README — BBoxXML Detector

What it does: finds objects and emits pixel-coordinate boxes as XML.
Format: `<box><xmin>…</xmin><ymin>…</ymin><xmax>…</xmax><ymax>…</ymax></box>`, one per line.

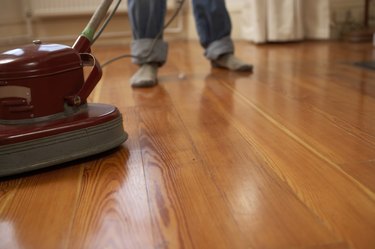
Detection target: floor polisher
<box><xmin>0</xmin><ymin>0</ymin><xmax>127</xmax><ymax>177</ymax></box>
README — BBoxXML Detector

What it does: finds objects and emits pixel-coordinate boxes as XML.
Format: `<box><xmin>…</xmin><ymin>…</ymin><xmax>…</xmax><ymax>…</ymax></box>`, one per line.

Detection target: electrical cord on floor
<box><xmin>96</xmin><ymin>0</ymin><xmax>186</xmax><ymax>68</ymax></box>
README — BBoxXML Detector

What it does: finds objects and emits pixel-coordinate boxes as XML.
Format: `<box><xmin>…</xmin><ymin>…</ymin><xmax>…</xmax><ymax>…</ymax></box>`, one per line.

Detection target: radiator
<box><xmin>30</xmin><ymin>0</ymin><xmax>176</xmax><ymax>17</ymax></box>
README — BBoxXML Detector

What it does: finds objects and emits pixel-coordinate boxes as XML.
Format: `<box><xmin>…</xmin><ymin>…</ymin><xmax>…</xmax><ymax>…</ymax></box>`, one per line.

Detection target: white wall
<box><xmin>0</xmin><ymin>0</ymin><xmax>23</xmax><ymax>23</ymax></box>
<box><xmin>0</xmin><ymin>0</ymin><xmax>30</xmax><ymax>45</ymax></box>
<box><xmin>0</xmin><ymin>0</ymin><xmax>374</xmax><ymax>46</ymax></box>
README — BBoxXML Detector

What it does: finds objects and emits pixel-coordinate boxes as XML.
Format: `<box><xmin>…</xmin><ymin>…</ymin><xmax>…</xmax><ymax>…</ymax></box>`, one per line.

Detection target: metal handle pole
<box><xmin>82</xmin><ymin>0</ymin><xmax>114</xmax><ymax>42</ymax></box>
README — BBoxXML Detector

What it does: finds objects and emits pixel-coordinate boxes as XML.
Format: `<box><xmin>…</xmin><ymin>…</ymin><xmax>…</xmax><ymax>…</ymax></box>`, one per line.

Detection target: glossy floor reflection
<box><xmin>0</xmin><ymin>41</ymin><xmax>374</xmax><ymax>249</ymax></box>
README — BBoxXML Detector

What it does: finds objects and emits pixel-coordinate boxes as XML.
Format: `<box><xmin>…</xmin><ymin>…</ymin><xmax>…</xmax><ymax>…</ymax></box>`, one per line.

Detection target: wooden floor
<box><xmin>1</xmin><ymin>40</ymin><xmax>375</xmax><ymax>249</ymax></box>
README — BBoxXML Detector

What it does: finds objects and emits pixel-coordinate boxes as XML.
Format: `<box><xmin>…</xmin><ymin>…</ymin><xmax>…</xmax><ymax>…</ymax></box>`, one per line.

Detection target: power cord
<box><xmin>94</xmin><ymin>0</ymin><xmax>186</xmax><ymax>68</ymax></box>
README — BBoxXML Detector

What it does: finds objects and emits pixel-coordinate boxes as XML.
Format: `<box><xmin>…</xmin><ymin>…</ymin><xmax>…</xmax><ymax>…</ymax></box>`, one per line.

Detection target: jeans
<box><xmin>127</xmin><ymin>0</ymin><xmax>234</xmax><ymax>65</ymax></box>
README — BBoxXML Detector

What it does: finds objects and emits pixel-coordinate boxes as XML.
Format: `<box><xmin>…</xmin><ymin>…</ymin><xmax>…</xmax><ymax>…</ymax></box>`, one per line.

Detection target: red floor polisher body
<box><xmin>0</xmin><ymin>0</ymin><xmax>127</xmax><ymax>177</ymax></box>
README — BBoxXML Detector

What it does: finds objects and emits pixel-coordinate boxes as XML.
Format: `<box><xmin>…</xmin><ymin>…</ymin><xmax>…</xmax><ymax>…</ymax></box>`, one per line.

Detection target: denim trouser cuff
<box><xmin>205</xmin><ymin>36</ymin><xmax>234</xmax><ymax>60</ymax></box>
<box><xmin>131</xmin><ymin>39</ymin><xmax>168</xmax><ymax>65</ymax></box>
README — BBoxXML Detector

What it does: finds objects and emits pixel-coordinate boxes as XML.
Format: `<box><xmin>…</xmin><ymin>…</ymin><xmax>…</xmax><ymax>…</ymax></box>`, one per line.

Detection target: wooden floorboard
<box><xmin>1</xmin><ymin>40</ymin><xmax>375</xmax><ymax>249</ymax></box>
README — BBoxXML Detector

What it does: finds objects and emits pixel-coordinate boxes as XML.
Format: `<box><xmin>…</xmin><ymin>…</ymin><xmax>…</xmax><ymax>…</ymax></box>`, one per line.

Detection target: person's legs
<box><xmin>128</xmin><ymin>0</ymin><xmax>167</xmax><ymax>87</ymax></box>
<box><xmin>191</xmin><ymin>0</ymin><xmax>252</xmax><ymax>71</ymax></box>
<box><xmin>191</xmin><ymin>0</ymin><xmax>232</xmax><ymax>55</ymax></box>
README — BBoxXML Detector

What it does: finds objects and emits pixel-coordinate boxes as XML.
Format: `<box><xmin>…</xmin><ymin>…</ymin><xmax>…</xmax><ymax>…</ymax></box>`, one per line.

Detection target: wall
<box><xmin>330</xmin><ymin>0</ymin><xmax>375</xmax><ymax>38</ymax></box>
<box><xmin>0</xmin><ymin>0</ymin><xmax>374</xmax><ymax>47</ymax></box>
<box><xmin>0</xmin><ymin>0</ymin><xmax>185</xmax><ymax>47</ymax></box>
<box><xmin>0</xmin><ymin>0</ymin><xmax>28</xmax><ymax>44</ymax></box>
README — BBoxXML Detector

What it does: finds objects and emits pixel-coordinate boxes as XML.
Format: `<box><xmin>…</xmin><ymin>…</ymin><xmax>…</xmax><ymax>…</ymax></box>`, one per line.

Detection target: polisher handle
<box><xmin>73</xmin><ymin>0</ymin><xmax>118</xmax><ymax>53</ymax></box>
<box><xmin>65</xmin><ymin>53</ymin><xmax>102</xmax><ymax>106</ymax></box>
<box><xmin>82</xmin><ymin>0</ymin><xmax>114</xmax><ymax>42</ymax></box>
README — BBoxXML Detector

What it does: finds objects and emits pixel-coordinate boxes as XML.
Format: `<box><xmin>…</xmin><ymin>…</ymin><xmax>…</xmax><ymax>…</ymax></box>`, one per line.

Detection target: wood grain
<box><xmin>1</xmin><ymin>41</ymin><xmax>374</xmax><ymax>249</ymax></box>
